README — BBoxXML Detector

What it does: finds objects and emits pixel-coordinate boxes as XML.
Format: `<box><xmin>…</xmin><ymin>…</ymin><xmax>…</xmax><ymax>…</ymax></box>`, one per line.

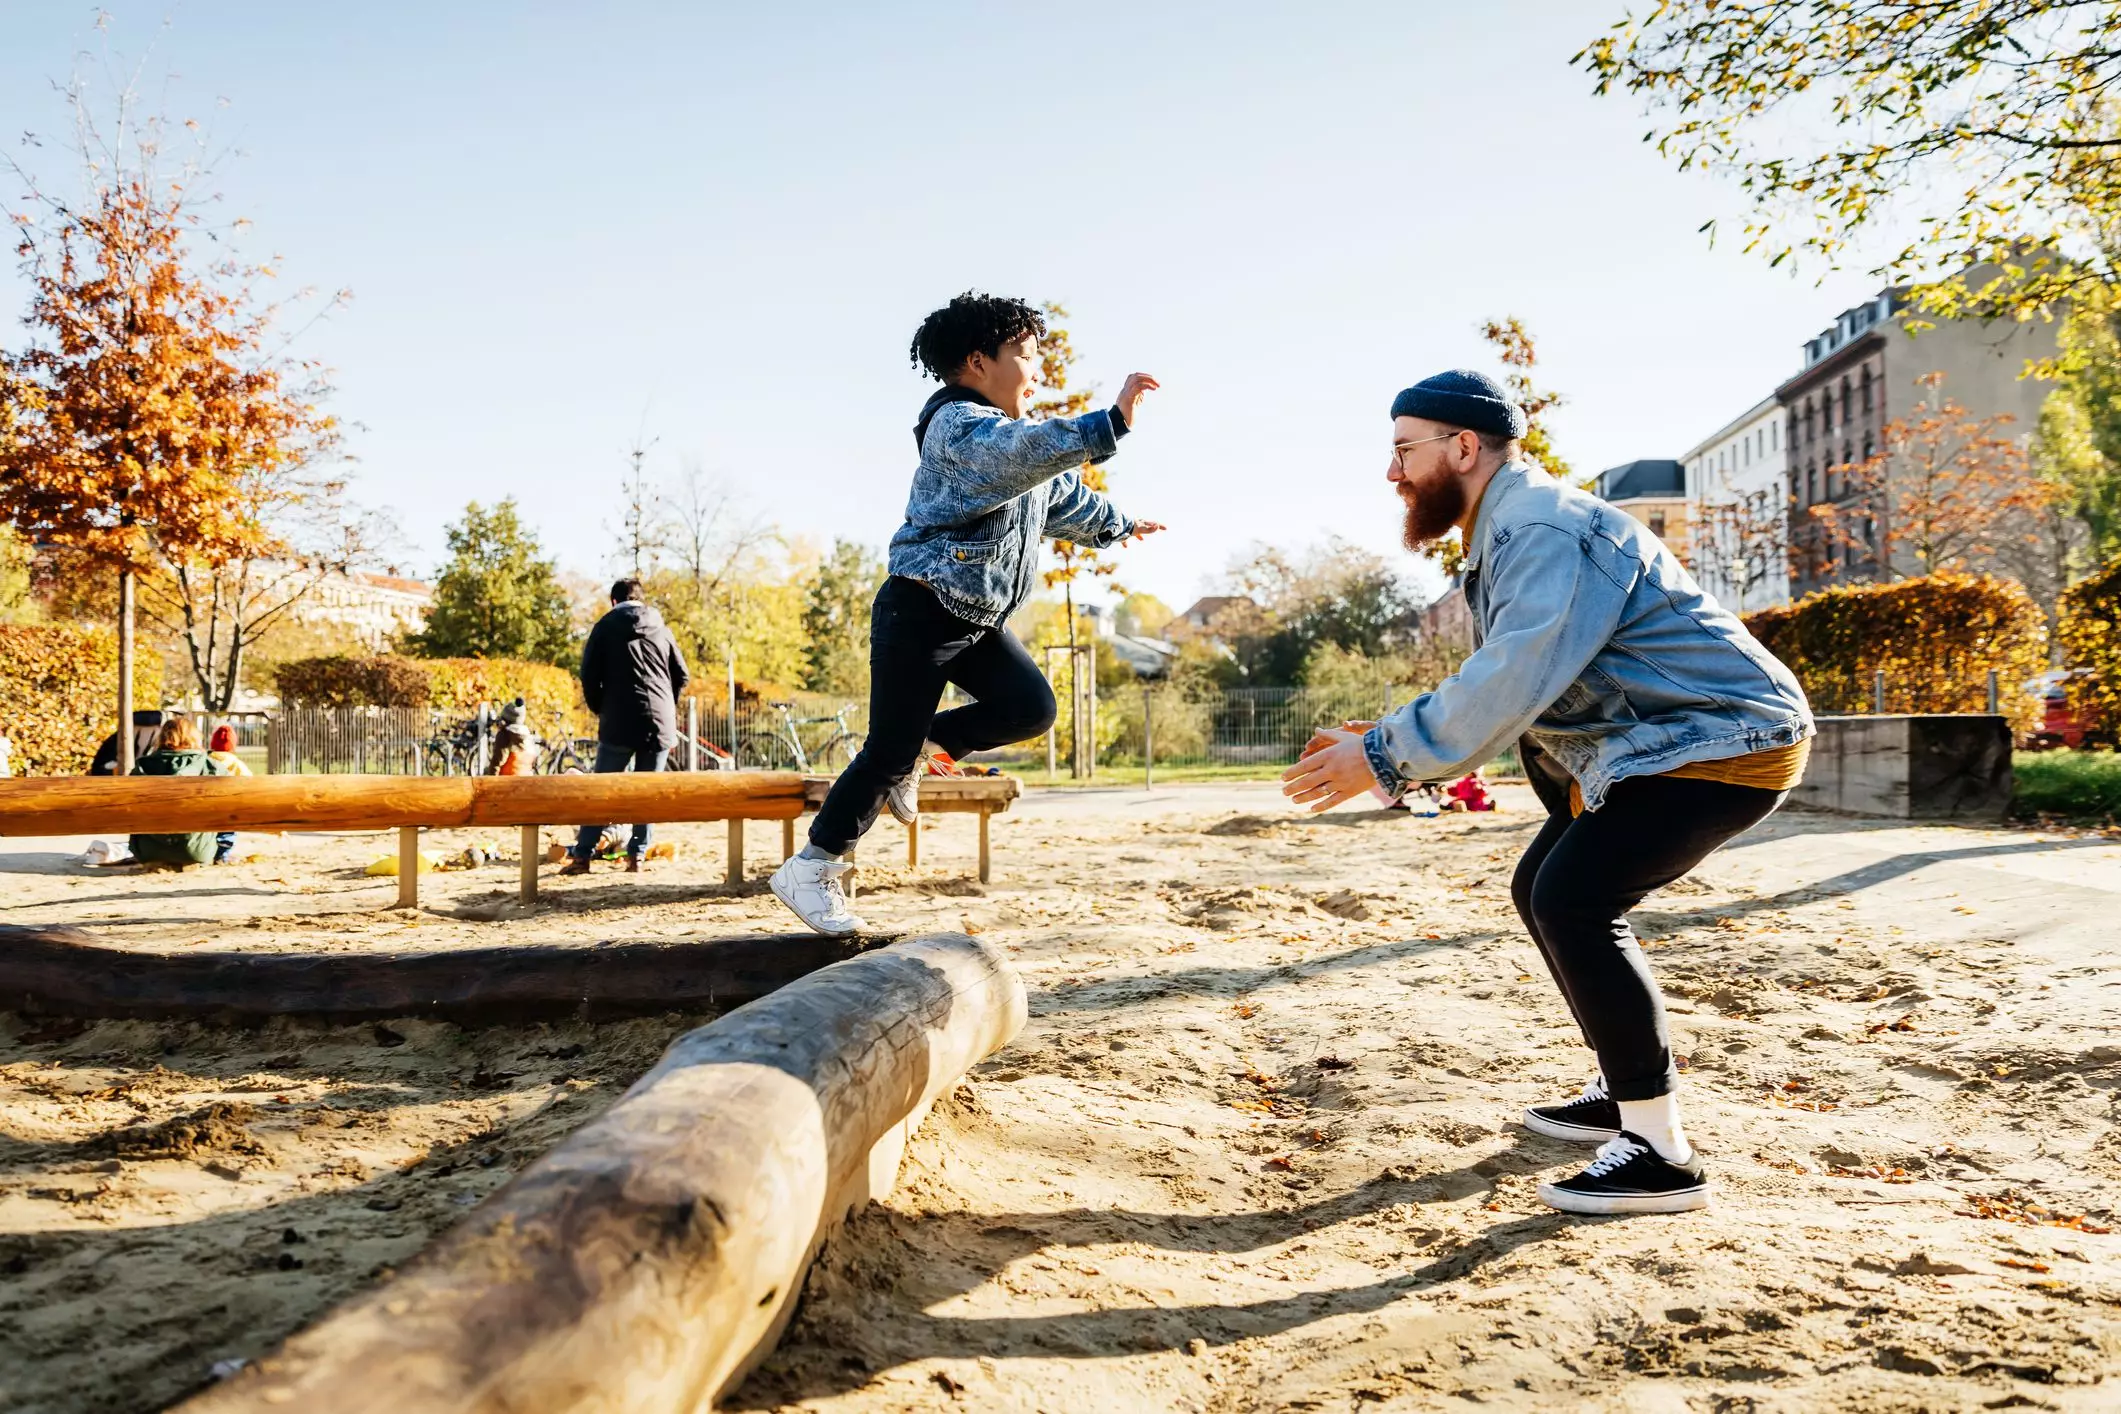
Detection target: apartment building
<box><xmin>1682</xmin><ymin>396</ymin><xmax>1789</xmax><ymax>611</ymax></box>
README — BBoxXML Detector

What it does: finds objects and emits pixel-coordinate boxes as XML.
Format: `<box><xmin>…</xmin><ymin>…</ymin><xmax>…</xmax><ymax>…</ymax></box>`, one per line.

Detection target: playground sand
<box><xmin>4</xmin><ymin>786</ymin><xmax>2119</xmax><ymax>1411</ymax></box>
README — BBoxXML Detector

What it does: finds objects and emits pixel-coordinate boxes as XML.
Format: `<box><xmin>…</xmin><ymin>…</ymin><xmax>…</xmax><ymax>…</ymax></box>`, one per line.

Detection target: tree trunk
<box><xmin>117</xmin><ymin>566</ymin><xmax>135</xmax><ymax>776</ymax></box>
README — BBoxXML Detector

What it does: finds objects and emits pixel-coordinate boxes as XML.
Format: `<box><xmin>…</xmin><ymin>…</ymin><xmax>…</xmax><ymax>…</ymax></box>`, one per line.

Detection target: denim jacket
<box><xmin>888</xmin><ymin>397</ymin><xmax>1137</xmax><ymax>627</ymax></box>
<box><xmin>1363</xmin><ymin>462</ymin><xmax>1813</xmax><ymax>811</ymax></box>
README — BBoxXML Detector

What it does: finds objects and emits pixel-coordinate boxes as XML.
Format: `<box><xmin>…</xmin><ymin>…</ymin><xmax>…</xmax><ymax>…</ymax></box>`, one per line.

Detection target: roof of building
<box><xmin>1595</xmin><ymin>459</ymin><xmax>1685</xmax><ymax>502</ymax></box>
<box><xmin>1679</xmin><ymin>396</ymin><xmax>1783</xmax><ymax>465</ymax></box>
<box><xmin>354</xmin><ymin>572</ymin><xmax>435</xmax><ymax>598</ymax></box>
<box><xmin>1175</xmin><ymin>595</ymin><xmax>1257</xmax><ymax>624</ymax></box>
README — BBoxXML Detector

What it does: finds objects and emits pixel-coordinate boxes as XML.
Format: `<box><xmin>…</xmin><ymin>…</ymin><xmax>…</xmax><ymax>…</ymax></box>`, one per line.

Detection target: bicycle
<box><xmin>738</xmin><ymin>700</ymin><xmax>860</xmax><ymax>773</ymax></box>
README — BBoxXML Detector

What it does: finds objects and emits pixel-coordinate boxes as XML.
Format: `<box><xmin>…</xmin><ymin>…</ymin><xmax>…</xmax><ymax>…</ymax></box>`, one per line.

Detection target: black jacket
<box><xmin>579</xmin><ymin>601</ymin><xmax>690</xmax><ymax>750</ymax></box>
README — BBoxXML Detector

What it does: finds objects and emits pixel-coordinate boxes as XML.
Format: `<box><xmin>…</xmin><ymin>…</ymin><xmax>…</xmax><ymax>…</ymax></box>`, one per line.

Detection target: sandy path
<box><xmin>732</xmin><ymin>785</ymin><xmax>2121</xmax><ymax>1413</ymax></box>
<box><xmin>4</xmin><ymin>784</ymin><xmax>2119</xmax><ymax>1412</ymax></box>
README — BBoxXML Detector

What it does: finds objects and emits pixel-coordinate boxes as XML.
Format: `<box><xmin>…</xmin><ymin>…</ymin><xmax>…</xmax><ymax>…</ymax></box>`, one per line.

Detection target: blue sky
<box><xmin>0</xmin><ymin>1</ymin><xmax>1887</xmax><ymax>610</ymax></box>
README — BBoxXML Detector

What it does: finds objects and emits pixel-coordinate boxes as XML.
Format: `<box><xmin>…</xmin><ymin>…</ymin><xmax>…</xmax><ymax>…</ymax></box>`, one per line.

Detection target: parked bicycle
<box><xmin>739</xmin><ymin>700</ymin><xmax>860</xmax><ymax>773</ymax></box>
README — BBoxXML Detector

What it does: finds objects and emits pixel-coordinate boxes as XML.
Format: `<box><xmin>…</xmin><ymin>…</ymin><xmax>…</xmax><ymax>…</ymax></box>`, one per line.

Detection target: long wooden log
<box><xmin>469</xmin><ymin>772</ymin><xmax>808</xmax><ymax>827</ymax></box>
<box><xmin>0</xmin><ymin>924</ymin><xmax>872</xmax><ymax>1024</ymax></box>
<box><xmin>0</xmin><ymin>771</ymin><xmax>809</xmax><ymax>838</ymax></box>
<box><xmin>183</xmin><ymin>933</ymin><xmax>1026</xmax><ymax>1414</ymax></box>
<box><xmin>0</xmin><ymin>775</ymin><xmax>477</xmax><ymax>837</ymax></box>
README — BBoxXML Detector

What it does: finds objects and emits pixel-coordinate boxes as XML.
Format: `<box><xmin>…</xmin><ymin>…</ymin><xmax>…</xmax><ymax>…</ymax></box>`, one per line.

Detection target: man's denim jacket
<box><xmin>889</xmin><ymin>400</ymin><xmax>1136</xmax><ymax>627</ymax></box>
<box><xmin>1364</xmin><ymin>462</ymin><xmax>1813</xmax><ymax>811</ymax></box>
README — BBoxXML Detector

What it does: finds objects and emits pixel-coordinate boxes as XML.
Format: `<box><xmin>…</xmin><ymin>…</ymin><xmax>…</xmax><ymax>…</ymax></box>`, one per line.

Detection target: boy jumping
<box><xmin>770</xmin><ymin>292</ymin><xmax>1163</xmax><ymax>935</ymax></box>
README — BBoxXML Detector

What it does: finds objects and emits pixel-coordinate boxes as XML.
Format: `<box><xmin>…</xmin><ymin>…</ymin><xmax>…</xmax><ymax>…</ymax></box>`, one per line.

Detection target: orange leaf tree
<box><xmin>0</xmin><ymin>82</ymin><xmax>337</xmax><ymax>756</ymax></box>
<box><xmin>1808</xmin><ymin>374</ymin><xmax>2055</xmax><ymax>585</ymax></box>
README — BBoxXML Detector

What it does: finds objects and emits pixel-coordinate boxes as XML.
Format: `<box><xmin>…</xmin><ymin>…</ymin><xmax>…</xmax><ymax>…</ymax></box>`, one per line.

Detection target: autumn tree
<box><xmin>1422</xmin><ymin>316</ymin><xmax>1572</xmax><ymax>577</ymax></box>
<box><xmin>800</xmin><ymin>538</ymin><xmax>883</xmax><ymax>696</ymax></box>
<box><xmin>0</xmin><ymin>75</ymin><xmax>339</xmax><ymax>768</ymax></box>
<box><xmin>640</xmin><ymin>461</ymin><xmax>794</xmax><ymax>690</ymax></box>
<box><xmin>1810</xmin><ymin>375</ymin><xmax>2056</xmax><ymax>584</ymax></box>
<box><xmin>1575</xmin><ymin>1</ymin><xmax>2114</xmax><ymax>319</ymax></box>
<box><xmin>2035</xmin><ymin>295</ymin><xmax>2121</xmax><ymax>567</ymax></box>
<box><xmin>408</xmin><ymin>500</ymin><xmax>575</xmax><ymax>664</ymax></box>
<box><xmin>1692</xmin><ymin>485</ymin><xmax>1790</xmax><ymax>615</ymax></box>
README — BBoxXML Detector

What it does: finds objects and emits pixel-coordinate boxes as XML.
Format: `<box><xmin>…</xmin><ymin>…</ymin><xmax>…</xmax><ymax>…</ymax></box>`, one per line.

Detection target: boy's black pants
<box><xmin>809</xmin><ymin>577</ymin><xmax>1056</xmax><ymax>856</ymax></box>
<box><xmin>1511</xmin><ymin>738</ymin><xmax>1784</xmax><ymax>1101</ymax></box>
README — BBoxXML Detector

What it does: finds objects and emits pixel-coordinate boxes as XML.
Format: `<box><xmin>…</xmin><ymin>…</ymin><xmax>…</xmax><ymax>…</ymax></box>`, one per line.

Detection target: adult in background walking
<box><xmin>561</xmin><ymin>578</ymin><xmax>690</xmax><ymax>876</ymax></box>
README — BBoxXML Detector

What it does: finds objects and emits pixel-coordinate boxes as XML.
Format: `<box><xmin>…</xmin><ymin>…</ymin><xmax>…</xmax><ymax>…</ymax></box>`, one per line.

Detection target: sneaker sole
<box><xmin>1536</xmin><ymin>1181</ymin><xmax>1710</xmax><ymax>1215</ymax></box>
<box><xmin>1522</xmin><ymin>1109</ymin><xmax>1623</xmax><ymax>1144</ymax></box>
<box><xmin>769</xmin><ymin>872</ymin><xmax>865</xmax><ymax>938</ymax></box>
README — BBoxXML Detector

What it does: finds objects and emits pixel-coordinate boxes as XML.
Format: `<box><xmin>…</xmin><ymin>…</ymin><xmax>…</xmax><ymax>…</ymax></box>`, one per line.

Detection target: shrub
<box><xmin>274</xmin><ymin>654</ymin><xmax>588</xmax><ymax>735</ymax></box>
<box><xmin>2057</xmin><ymin>552</ymin><xmax>2121</xmax><ymax>744</ymax></box>
<box><xmin>1742</xmin><ymin>573</ymin><xmax>2047</xmax><ymax>735</ymax></box>
<box><xmin>0</xmin><ymin>625</ymin><xmax>164</xmax><ymax>776</ymax></box>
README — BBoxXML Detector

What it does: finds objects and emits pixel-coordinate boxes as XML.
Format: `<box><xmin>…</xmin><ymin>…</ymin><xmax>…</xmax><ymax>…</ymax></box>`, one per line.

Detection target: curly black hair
<box><xmin>908</xmin><ymin>291</ymin><xmax>1047</xmax><ymax>382</ymax></box>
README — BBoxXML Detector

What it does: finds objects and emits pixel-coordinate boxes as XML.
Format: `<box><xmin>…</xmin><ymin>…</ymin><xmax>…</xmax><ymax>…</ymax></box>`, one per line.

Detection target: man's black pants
<box><xmin>809</xmin><ymin>577</ymin><xmax>1057</xmax><ymax>856</ymax></box>
<box><xmin>1511</xmin><ymin>740</ymin><xmax>1784</xmax><ymax>1101</ymax></box>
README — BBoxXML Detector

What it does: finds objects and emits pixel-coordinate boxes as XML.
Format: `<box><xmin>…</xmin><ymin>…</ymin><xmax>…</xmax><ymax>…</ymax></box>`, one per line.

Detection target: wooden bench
<box><xmin>778</xmin><ymin>773</ymin><xmax>1022</xmax><ymax>885</ymax></box>
<box><xmin>0</xmin><ymin>773</ymin><xmax>808</xmax><ymax>908</ymax></box>
<box><xmin>0</xmin><ymin>770</ymin><xmax>1025</xmax><ymax>906</ymax></box>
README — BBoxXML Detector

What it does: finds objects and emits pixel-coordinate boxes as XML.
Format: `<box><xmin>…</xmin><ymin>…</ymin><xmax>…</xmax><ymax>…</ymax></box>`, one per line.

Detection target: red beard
<box><xmin>1400</xmin><ymin>463</ymin><xmax>1468</xmax><ymax>549</ymax></box>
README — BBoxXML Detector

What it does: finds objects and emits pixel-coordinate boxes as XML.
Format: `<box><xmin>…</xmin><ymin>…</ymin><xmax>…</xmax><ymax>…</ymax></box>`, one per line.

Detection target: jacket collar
<box><xmin>914</xmin><ymin>385</ymin><xmax>999</xmax><ymax>450</ymax></box>
<box><xmin>1464</xmin><ymin>461</ymin><xmax>1535</xmax><ymax>576</ymax></box>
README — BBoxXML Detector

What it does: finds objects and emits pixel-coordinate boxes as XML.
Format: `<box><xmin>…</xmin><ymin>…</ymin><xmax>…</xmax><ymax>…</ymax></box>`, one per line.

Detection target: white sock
<box><xmin>1616</xmin><ymin>1094</ymin><xmax>1692</xmax><ymax>1164</ymax></box>
<box><xmin>798</xmin><ymin>844</ymin><xmax>843</xmax><ymax>864</ymax></box>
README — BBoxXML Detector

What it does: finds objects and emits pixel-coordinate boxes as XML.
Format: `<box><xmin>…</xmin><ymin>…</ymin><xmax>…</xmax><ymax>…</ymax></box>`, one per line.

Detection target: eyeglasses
<box><xmin>1391</xmin><ymin>432</ymin><xmax>1458</xmax><ymax>467</ymax></box>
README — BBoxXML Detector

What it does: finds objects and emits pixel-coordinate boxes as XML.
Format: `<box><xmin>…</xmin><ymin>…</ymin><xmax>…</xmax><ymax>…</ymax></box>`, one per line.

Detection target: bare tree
<box><xmin>1693</xmin><ymin>477</ymin><xmax>1789</xmax><ymax>613</ymax></box>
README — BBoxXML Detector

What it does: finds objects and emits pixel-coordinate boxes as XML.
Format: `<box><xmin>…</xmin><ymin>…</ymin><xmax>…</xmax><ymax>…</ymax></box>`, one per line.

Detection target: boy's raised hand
<box><xmin>1116</xmin><ymin>372</ymin><xmax>1160</xmax><ymax>428</ymax></box>
<box><xmin>1128</xmin><ymin>520</ymin><xmax>1166</xmax><ymax>542</ymax></box>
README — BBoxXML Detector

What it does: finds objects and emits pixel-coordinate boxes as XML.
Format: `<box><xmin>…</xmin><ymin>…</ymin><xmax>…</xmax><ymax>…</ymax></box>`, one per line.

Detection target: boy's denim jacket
<box><xmin>1364</xmin><ymin>462</ymin><xmax>1813</xmax><ymax>811</ymax></box>
<box><xmin>888</xmin><ymin>395</ymin><xmax>1136</xmax><ymax>627</ymax></box>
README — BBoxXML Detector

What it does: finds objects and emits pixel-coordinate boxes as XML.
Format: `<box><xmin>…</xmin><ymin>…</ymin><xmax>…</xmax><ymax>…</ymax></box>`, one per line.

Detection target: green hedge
<box><xmin>0</xmin><ymin>625</ymin><xmax>164</xmax><ymax>776</ymax></box>
<box><xmin>2057</xmin><ymin>552</ymin><xmax>2121</xmax><ymax>745</ymax></box>
<box><xmin>1742</xmin><ymin>573</ymin><xmax>2047</xmax><ymax>735</ymax></box>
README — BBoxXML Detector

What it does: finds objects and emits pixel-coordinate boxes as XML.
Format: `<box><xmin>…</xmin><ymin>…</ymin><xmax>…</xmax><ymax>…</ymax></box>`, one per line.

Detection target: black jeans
<box><xmin>571</xmin><ymin>740</ymin><xmax>665</xmax><ymax>860</ymax></box>
<box><xmin>1511</xmin><ymin>739</ymin><xmax>1785</xmax><ymax>1101</ymax></box>
<box><xmin>809</xmin><ymin>577</ymin><xmax>1057</xmax><ymax>855</ymax></box>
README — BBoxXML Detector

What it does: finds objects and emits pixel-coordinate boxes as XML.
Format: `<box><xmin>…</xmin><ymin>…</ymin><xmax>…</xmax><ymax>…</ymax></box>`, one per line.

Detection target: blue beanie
<box><xmin>1390</xmin><ymin>369</ymin><xmax>1526</xmax><ymax>439</ymax></box>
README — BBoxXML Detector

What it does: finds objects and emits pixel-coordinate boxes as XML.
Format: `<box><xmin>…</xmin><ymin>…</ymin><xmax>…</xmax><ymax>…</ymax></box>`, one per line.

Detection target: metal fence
<box><xmin>259</xmin><ymin>696</ymin><xmax>871</xmax><ymax>776</ymax></box>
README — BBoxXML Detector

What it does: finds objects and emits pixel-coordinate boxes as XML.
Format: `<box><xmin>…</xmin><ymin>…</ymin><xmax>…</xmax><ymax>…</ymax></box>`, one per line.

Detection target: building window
<box><xmin>1863</xmin><ymin>433</ymin><xmax>1875</xmax><ymax>461</ymax></box>
<box><xmin>1807</xmin><ymin>463</ymin><xmax>1818</xmax><ymax>503</ymax></box>
<box><xmin>1648</xmin><ymin>510</ymin><xmax>1667</xmax><ymax>538</ymax></box>
<box><xmin>1822</xmin><ymin>387</ymin><xmax>1834</xmax><ymax>434</ymax></box>
<box><xmin>1861</xmin><ymin>365</ymin><xmax>1873</xmax><ymax>412</ymax></box>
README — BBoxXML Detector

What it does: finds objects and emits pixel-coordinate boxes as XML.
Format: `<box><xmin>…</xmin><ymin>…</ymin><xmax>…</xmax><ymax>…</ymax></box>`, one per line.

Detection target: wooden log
<box><xmin>469</xmin><ymin>772</ymin><xmax>807</xmax><ymax>828</ymax></box>
<box><xmin>398</xmin><ymin>825</ymin><xmax>420</xmax><ymax>909</ymax></box>
<box><xmin>781</xmin><ymin>817</ymin><xmax>796</xmax><ymax>861</ymax></box>
<box><xmin>182</xmin><ymin>934</ymin><xmax>1026</xmax><ymax>1414</ymax></box>
<box><xmin>725</xmin><ymin>817</ymin><xmax>744</xmax><ymax>886</ymax></box>
<box><xmin>907</xmin><ymin>815</ymin><xmax>920</xmax><ymax>869</ymax></box>
<box><xmin>519</xmin><ymin>823</ymin><xmax>539</xmax><ymax>903</ymax></box>
<box><xmin>0</xmin><ymin>923</ymin><xmax>873</xmax><ymax>1024</ymax></box>
<box><xmin>0</xmin><ymin>774</ymin><xmax>476</xmax><ymax>838</ymax></box>
<box><xmin>979</xmin><ymin>810</ymin><xmax>992</xmax><ymax>885</ymax></box>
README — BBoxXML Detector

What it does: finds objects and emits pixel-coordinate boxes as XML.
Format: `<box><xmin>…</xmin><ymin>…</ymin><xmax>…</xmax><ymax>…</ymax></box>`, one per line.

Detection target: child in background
<box><xmin>206</xmin><ymin>724</ymin><xmax>251</xmax><ymax>863</ymax></box>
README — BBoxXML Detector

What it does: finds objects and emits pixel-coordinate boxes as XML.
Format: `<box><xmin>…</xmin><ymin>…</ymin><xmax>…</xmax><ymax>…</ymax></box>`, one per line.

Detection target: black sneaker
<box><xmin>1538</xmin><ymin>1132</ymin><xmax>1709</xmax><ymax>1215</ymax></box>
<box><xmin>1522</xmin><ymin>1076</ymin><xmax>1622</xmax><ymax>1144</ymax></box>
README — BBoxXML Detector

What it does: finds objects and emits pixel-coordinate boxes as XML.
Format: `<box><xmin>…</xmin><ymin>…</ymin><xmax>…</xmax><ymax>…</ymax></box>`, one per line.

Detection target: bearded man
<box><xmin>1281</xmin><ymin>368</ymin><xmax>1814</xmax><ymax>1216</ymax></box>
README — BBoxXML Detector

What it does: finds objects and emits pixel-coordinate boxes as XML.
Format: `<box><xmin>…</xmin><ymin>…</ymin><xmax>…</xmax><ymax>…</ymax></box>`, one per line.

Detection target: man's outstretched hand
<box><xmin>1281</xmin><ymin>727</ymin><xmax>1378</xmax><ymax>813</ymax></box>
<box><xmin>1116</xmin><ymin>372</ymin><xmax>1160</xmax><ymax>428</ymax></box>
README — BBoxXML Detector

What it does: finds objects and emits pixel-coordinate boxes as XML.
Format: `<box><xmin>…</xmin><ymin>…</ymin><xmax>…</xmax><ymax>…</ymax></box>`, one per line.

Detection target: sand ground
<box><xmin>3</xmin><ymin>784</ymin><xmax>2118</xmax><ymax>1413</ymax></box>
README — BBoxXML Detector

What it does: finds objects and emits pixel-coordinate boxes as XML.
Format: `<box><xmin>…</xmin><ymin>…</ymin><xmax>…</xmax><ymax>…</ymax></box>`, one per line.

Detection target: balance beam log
<box><xmin>0</xmin><ymin>775</ymin><xmax>477</xmax><ymax>837</ymax></box>
<box><xmin>468</xmin><ymin>771</ymin><xmax>806</xmax><ymax>827</ymax></box>
<box><xmin>183</xmin><ymin>933</ymin><xmax>1026</xmax><ymax>1414</ymax></box>
<box><xmin>0</xmin><ymin>924</ymin><xmax>871</xmax><ymax>1024</ymax></box>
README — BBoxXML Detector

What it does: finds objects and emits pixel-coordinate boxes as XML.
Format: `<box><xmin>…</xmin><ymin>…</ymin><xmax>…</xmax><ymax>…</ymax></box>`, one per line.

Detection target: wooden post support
<box><xmin>180</xmin><ymin>935</ymin><xmax>1027</xmax><ymax>1414</ymax></box>
<box><xmin>906</xmin><ymin>815</ymin><xmax>919</xmax><ymax>870</ymax></box>
<box><xmin>978</xmin><ymin>809</ymin><xmax>991</xmax><ymax>885</ymax></box>
<box><xmin>726</xmin><ymin>817</ymin><xmax>744</xmax><ymax>886</ymax></box>
<box><xmin>781</xmin><ymin>817</ymin><xmax>796</xmax><ymax>861</ymax></box>
<box><xmin>397</xmin><ymin>825</ymin><xmax>419</xmax><ymax>910</ymax></box>
<box><xmin>519</xmin><ymin>824</ymin><xmax>539</xmax><ymax>904</ymax></box>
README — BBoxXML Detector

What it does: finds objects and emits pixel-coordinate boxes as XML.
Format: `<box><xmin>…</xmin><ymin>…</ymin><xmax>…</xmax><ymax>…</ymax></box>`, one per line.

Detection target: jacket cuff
<box><xmin>1361</xmin><ymin>725</ymin><xmax>1407</xmax><ymax>800</ymax></box>
<box><xmin>1108</xmin><ymin>403</ymin><xmax>1131</xmax><ymax>438</ymax></box>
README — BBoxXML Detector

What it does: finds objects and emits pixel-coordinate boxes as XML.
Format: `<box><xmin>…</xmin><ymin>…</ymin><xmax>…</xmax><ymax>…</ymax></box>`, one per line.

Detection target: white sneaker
<box><xmin>770</xmin><ymin>854</ymin><xmax>868</xmax><ymax>937</ymax></box>
<box><xmin>884</xmin><ymin>740</ymin><xmax>948</xmax><ymax>826</ymax></box>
